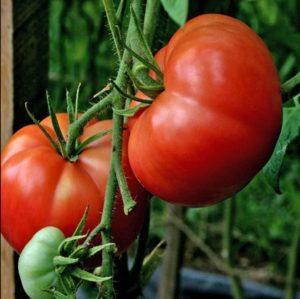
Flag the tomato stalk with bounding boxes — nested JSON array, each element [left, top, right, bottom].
[[97, 0, 144, 297], [143, 0, 161, 51], [66, 94, 113, 156], [102, 0, 123, 62]]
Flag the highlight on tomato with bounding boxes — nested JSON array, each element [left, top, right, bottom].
[[1, 113, 148, 253], [128, 14, 282, 206]]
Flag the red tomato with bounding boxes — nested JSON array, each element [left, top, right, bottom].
[[128, 14, 282, 206], [1, 114, 148, 253]]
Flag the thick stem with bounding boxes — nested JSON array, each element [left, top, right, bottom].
[[284, 218, 300, 299], [66, 94, 113, 156], [143, 0, 161, 45], [223, 197, 244, 299], [100, 160, 118, 298], [102, 0, 123, 61], [114, 158, 137, 215], [99, 0, 143, 297]]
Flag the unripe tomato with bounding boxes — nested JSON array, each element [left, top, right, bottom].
[[128, 14, 282, 206], [1, 114, 148, 253], [18, 227, 65, 299]]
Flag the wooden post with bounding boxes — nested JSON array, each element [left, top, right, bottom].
[[1, 0, 15, 298], [1, 0, 49, 297]]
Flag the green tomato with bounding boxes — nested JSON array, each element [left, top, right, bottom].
[[18, 227, 65, 299]]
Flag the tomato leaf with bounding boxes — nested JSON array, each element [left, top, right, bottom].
[[53, 256, 79, 267], [66, 90, 75, 124], [160, 0, 188, 27], [59, 234, 87, 256], [71, 268, 111, 283], [74, 83, 81, 120], [46, 91, 66, 149], [25, 102, 61, 154], [140, 240, 166, 287], [76, 129, 112, 154], [263, 101, 300, 193], [87, 243, 116, 258], [113, 103, 149, 117], [71, 207, 89, 238], [44, 288, 71, 299]]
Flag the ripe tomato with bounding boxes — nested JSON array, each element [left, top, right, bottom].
[[18, 227, 65, 299], [1, 114, 148, 253], [128, 14, 282, 206]]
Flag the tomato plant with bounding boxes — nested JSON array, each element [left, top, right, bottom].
[[128, 14, 282, 206], [18, 227, 65, 299], [1, 114, 148, 253]]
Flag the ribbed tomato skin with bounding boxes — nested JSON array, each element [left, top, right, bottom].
[[1, 114, 148, 253], [128, 14, 282, 206]]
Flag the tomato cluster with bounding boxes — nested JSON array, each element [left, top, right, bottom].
[[1, 14, 281, 256]]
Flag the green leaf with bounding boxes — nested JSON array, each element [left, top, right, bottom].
[[71, 268, 111, 283], [160, 0, 188, 27], [58, 234, 87, 256], [44, 288, 71, 299], [46, 91, 66, 147], [140, 240, 166, 287], [76, 129, 112, 154], [87, 243, 116, 258], [263, 102, 300, 193], [53, 256, 79, 267], [74, 83, 81, 120], [73, 207, 89, 237], [113, 103, 149, 117], [25, 102, 61, 154], [66, 90, 75, 124]]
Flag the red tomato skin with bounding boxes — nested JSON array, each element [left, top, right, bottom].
[[128, 14, 282, 206], [1, 115, 148, 253]]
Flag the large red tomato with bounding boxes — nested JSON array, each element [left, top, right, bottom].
[[128, 14, 282, 206], [1, 114, 148, 253]]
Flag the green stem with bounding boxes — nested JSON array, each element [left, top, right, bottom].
[[282, 72, 300, 94], [66, 94, 113, 156], [223, 197, 244, 299], [110, 79, 153, 103], [99, 161, 118, 298], [102, 0, 123, 61], [143, 0, 161, 45], [284, 218, 300, 299], [114, 158, 137, 215], [99, 0, 143, 297]]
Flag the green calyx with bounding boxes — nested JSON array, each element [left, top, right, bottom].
[[25, 87, 112, 163], [18, 209, 116, 299]]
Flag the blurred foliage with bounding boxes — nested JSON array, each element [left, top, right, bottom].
[[48, 0, 300, 286]]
